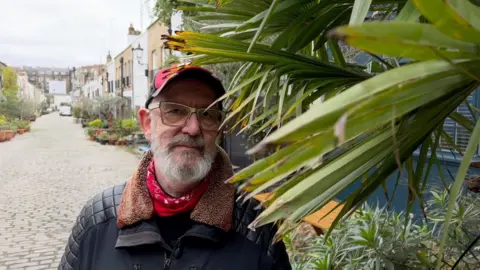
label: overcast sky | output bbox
[0,0,159,68]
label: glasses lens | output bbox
[160,102,191,126]
[198,109,224,130]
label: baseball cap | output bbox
[145,64,226,108]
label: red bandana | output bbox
[146,159,210,217]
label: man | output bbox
[59,64,291,270]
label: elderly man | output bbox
[59,65,291,270]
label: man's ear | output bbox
[138,108,152,142]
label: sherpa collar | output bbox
[117,147,235,232]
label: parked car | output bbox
[59,102,72,116]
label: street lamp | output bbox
[132,44,144,65]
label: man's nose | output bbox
[181,113,201,136]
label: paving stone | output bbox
[0,114,139,269]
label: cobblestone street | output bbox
[0,113,140,270]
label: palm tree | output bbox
[165,0,480,268]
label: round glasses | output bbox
[149,101,225,131]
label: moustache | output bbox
[167,135,205,151]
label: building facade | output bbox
[131,30,149,111]
[17,66,69,94]
[147,19,170,87]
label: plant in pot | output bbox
[73,107,81,123]
[16,120,30,134]
[117,137,127,146]
[97,132,109,145]
[86,128,96,141]
[0,115,7,142]
[108,133,119,145]
[4,122,16,141]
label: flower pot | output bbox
[117,140,127,146]
[17,129,25,135]
[99,139,108,145]
[108,140,118,145]
[89,136,95,141]
[0,131,6,142]
[5,130,14,140]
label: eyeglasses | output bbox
[149,101,225,131]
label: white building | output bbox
[105,53,116,97]
[48,80,67,95]
[17,73,45,105]
[131,31,149,110]
[82,77,103,99]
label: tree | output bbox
[164,1,480,268]
[0,67,19,101]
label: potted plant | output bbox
[7,122,17,139]
[86,128,96,141]
[73,107,81,123]
[4,123,15,141]
[97,132,109,145]
[16,120,30,134]
[0,116,7,142]
[117,137,127,146]
[108,133,119,145]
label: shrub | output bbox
[88,119,103,128]
[0,115,6,126]
[15,120,30,129]
[86,128,95,137]
[73,107,81,118]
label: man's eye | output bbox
[167,109,181,114]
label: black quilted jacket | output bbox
[59,183,291,270]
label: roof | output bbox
[147,18,162,30]
[0,61,7,67]
[114,44,132,61]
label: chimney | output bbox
[127,23,140,45]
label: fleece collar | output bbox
[117,147,235,232]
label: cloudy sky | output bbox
[0,0,159,68]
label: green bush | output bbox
[73,107,81,118]
[15,120,30,129]
[0,115,6,126]
[121,119,136,129]
[88,119,103,128]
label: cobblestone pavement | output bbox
[0,113,139,270]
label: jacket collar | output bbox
[116,147,235,232]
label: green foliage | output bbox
[97,132,109,140]
[0,114,6,126]
[153,0,197,29]
[88,119,103,129]
[164,2,480,253]
[86,127,96,137]
[286,204,433,269]
[72,107,81,118]
[427,188,480,268]
[14,120,30,129]
[286,190,480,269]
[0,67,19,99]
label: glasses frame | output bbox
[148,101,226,131]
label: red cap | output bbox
[145,64,225,108]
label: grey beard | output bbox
[152,138,217,184]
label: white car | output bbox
[59,103,72,116]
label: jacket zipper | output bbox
[163,252,171,270]
[163,232,218,269]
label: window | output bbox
[440,90,479,155]
[152,50,158,70]
[162,47,169,66]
